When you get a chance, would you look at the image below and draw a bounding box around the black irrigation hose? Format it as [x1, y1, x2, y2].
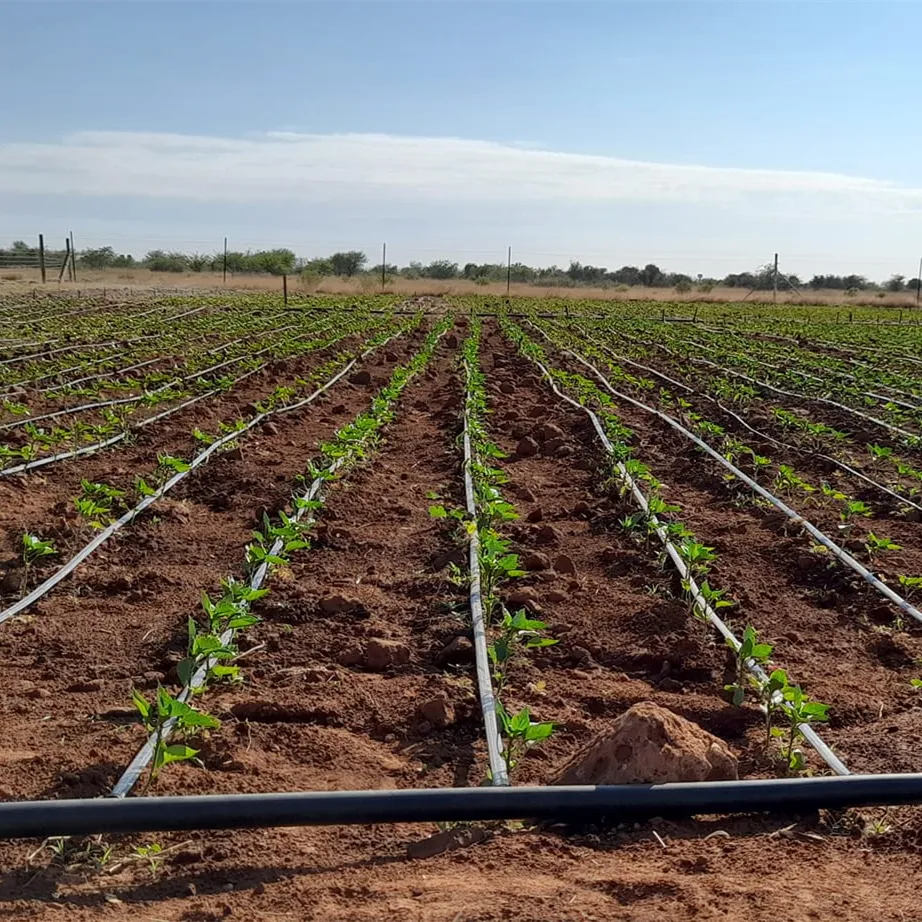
[3, 775, 922, 838]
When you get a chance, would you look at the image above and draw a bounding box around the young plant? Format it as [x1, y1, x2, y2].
[131, 686, 220, 789]
[776, 682, 830, 774]
[496, 703, 555, 776]
[488, 608, 557, 697]
[20, 533, 56, 596]
[724, 626, 773, 706]
[864, 532, 901, 558]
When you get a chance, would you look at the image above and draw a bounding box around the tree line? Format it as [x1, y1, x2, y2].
[1, 240, 919, 292]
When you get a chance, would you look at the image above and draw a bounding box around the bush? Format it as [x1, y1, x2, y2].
[675, 279, 692, 293]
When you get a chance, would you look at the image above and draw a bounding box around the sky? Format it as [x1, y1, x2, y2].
[2, 0, 922, 280]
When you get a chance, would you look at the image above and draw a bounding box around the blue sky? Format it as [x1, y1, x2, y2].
[2, 1, 922, 279]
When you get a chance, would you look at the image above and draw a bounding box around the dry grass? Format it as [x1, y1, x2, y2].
[1, 266, 920, 309]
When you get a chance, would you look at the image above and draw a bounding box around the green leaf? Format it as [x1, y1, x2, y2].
[525, 722, 555, 741]
[131, 688, 150, 721]
[160, 744, 198, 766]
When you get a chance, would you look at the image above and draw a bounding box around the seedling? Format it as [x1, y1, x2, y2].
[496, 703, 555, 775]
[897, 575, 922, 599]
[724, 626, 773, 706]
[679, 540, 717, 577]
[488, 609, 556, 696]
[840, 499, 873, 525]
[131, 686, 220, 788]
[133, 842, 164, 878]
[776, 682, 830, 774]
[864, 532, 901, 558]
[20, 533, 56, 596]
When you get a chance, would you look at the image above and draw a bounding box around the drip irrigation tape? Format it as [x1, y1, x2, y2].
[567, 323, 922, 514]
[519, 340, 847, 775]
[461, 363, 509, 787]
[111, 322, 426, 797]
[539, 331, 922, 628]
[0, 326, 410, 627]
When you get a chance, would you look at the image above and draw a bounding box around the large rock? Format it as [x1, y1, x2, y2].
[553, 702, 738, 785]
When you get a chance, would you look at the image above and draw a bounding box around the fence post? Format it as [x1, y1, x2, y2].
[223, 237, 228, 285]
[506, 246, 512, 296]
[70, 231, 77, 282]
[38, 234, 46, 283]
[58, 239, 70, 282]
[283, 274, 288, 305]
[772, 252, 778, 305]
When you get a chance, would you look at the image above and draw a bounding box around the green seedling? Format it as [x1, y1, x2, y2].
[840, 500, 873, 525]
[488, 609, 557, 697]
[133, 842, 164, 878]
[774, 464, 815, 497]
[496, 703, 555, 775]
[679, 539, 717, 576]
[20, 533, 56, 596]
[131, 686, 220, 788]
[777, 682, 830, 774]
[910, 678, 922, 690]
[869, 444, 894, 461]
[724, 626, 773, 706]
[897, 575, 922, 599]
[864, 532, 901, 558]
[820, 482, 847, 502]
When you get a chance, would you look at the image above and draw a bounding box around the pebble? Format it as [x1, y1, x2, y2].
[554, 554, 577, 576]
[364, 638, 410, 671]
[514, 436, 539, 458]
[437, 635, 474, 666]
[522, 551, 551, 571]
[418, 697, 455, 729]
[534, 524, 563, 546]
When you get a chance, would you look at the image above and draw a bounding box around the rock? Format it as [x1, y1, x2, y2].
[437, 635, 474, 666]
[318, 594, 367, 616]
[514, 437, 539, 459]
[337, 647, 363, 667]
[526, 507, 543, 523]
[364, 638, 410, 671]
[521, 551, 551, 571]
[27, 687, 51, 700]
[547, 588, 568, 603]
[556, 445, 574, 458]
[543, 438, 566, 454]
[553, 702, 739, 786]
[507, 587, 540, 606]
[508, 484, 535, 502]
[553, 554, 577, 576]
[537, 422, 565, 442]
[407, 825, 488, 859]
[418, 697, 455, 729]
[350, 370, 372, 386]
[572, 501, 591, 517]
[432, 546, 466, 571]
[534, 524, 563, 546]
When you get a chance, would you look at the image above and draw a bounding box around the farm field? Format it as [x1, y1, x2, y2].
[0, 291, 921, 920]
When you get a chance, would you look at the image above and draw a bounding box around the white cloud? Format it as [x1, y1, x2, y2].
[2, 130, 922, 215]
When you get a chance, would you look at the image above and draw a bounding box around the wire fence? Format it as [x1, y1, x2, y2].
[2, 232, 921, 305]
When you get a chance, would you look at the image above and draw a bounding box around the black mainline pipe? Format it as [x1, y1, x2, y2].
[2, 776, 922, 839]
